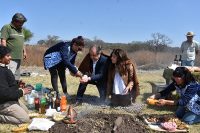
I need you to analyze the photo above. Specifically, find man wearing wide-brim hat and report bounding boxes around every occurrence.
[181,31,199,66]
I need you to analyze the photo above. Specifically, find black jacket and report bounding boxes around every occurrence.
[0,66,23,104]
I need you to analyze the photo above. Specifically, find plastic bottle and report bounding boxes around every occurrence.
[60,95,67,112]
[27,93,35,109]
[39,97,46,114]
[44,93,50,109]
[35,83,43,98]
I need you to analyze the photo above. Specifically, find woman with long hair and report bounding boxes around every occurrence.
[43,36,84,97]
[106,49,139,106]
[149,67,200,124]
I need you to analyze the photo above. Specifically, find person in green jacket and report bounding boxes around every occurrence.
[1,13,27,81]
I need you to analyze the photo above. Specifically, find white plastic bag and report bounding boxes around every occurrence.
[28,118,55,131]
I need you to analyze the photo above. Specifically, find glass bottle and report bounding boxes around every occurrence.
[55,94,60,112]
[52,91,56,109]
[174,55,178,65]
[49,95,54,109]
[178,55,182,66]
[34,97,40,111]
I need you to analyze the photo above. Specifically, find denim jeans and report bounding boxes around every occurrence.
[175,106,186,119]
[182,111,200,124]
[76,81,106,102]
[182,60,194,66]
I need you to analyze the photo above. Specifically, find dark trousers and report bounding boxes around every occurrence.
[49,64,67,94]
[76,81,106,102]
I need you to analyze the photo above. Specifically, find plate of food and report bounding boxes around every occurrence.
[143,114,189,132]
[143,114,171,125]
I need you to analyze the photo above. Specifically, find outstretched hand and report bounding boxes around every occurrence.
[80,75,89,83]
[156,99,166,106]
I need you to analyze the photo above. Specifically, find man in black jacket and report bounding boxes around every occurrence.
[0,46,32,124]
[75,45,109,105]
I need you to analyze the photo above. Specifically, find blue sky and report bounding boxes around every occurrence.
[1,0,200,47]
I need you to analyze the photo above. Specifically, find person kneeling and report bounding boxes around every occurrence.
[0,46,32,124]
[106,49,139,106]
[148,67,200,124]
[75,45,109,105]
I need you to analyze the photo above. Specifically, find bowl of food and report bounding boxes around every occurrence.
[52,112,66,122]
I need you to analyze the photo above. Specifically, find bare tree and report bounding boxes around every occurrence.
[147,33,172,64]
[147,32,172,52]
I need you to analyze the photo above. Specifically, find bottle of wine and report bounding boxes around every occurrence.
[178,55,182,66]
[55,94,61,112]
[174,55,178,65]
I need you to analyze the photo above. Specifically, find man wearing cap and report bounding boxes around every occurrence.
[181,32,199,66]
[0,13,27,80]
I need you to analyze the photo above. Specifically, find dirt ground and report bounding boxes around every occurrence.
[49,111,147,133]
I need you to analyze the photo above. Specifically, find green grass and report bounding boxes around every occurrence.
[0,68,199,133]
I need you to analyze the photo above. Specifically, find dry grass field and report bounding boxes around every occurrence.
[0,67,200,133]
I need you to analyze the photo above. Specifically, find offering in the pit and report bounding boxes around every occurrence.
[161,122,177,131]
[168,118,189,130]
[146,115,170,124]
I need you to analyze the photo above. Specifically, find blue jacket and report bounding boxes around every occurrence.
[43,41,78,74]
[160,82,200,106]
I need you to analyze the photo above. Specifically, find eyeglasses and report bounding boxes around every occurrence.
[15,20,25,24]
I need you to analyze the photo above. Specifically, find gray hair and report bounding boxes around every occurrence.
[89,44,102,55]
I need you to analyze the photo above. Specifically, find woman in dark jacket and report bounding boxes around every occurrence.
[43,36,84,96]
[149,67,200,124]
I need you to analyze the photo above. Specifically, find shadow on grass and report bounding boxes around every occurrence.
[67,94,102,106]
[141,92,152,102]
[146,104,176,112]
